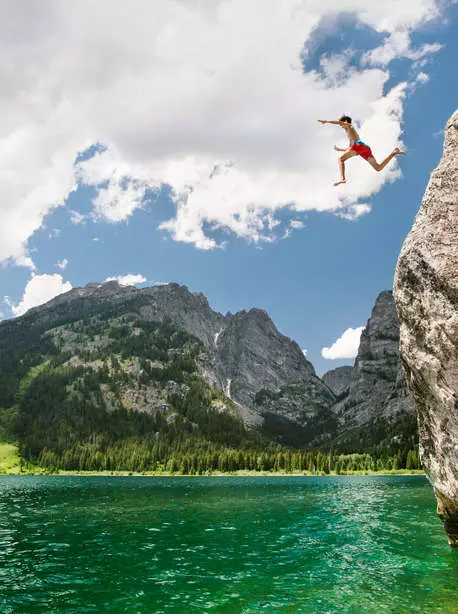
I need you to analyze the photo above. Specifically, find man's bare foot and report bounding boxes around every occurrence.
[394,147,406,155]
[334,179,346,186]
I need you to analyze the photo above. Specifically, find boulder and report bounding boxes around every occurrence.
[394,109,458,546]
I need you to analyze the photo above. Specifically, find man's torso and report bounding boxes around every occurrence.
[343,123,360,145]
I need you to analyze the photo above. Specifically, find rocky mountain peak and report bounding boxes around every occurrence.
[333,290,415,428]
[246,307,271,320]
[362,290,399,342]
[322,366,353,397]
[206,302,330,426]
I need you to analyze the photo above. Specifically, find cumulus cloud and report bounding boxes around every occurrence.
[69,210,86,225]
[56,258,69,270]
[283,218,306,239]
[0,0,450,262]
[335,203,372,220]
[10,274,72,317]
[362,30,442,67]
[105,273,147,286]
[321,326,364,359]
[415,72,430,85]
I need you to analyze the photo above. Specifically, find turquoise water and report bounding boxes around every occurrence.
[0,476,456,613]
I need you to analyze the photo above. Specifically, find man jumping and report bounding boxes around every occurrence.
[318,115,406,186]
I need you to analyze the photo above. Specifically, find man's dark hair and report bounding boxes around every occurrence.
[339,115,352,123]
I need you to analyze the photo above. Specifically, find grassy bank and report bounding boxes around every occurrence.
[0,443,46,475]
[0,443,22,473]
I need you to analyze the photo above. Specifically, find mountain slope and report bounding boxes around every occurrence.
[0,301,256,470]
[0,282,418,460]
[0,281,335,450]
[330,291,417,454]
[322,366,353,397]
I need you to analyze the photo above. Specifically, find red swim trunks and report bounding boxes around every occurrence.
[351,140,373,160]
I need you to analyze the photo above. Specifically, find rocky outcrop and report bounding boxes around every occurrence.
[394,109,458,547]
[333,291,415,428]
[214,308,334,425]
[322,366,353,396]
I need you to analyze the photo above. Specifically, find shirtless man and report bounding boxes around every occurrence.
[318,115,406,186]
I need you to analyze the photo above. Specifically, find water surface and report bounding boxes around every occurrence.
[0,475,456,613]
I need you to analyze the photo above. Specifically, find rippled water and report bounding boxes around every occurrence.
[0,475,456,613]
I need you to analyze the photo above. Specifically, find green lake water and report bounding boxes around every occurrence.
[0,475,457,613]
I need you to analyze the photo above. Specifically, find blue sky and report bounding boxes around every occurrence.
[1,1,457,375]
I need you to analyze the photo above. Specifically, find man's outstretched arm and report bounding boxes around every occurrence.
[318,119,344,125]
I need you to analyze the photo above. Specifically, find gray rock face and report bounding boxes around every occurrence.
[333,291,415,428]
[10,281,334,429]
[215,308,334,425]
[139,288,335,426]
[394,109,458,547]
[322,366,353,396]
[139,284,225,350]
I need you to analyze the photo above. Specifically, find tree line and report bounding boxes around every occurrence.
[37,441,421,474]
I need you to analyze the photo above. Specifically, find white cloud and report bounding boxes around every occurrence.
[76,149,153,223]
[362,30,442,67]
[69,210,86,225]
[283,218,306,239]
[321,326,364,359]
[335,203,372,220]
[0,0,450,261]
[302,348,308,356]
[13,254,36,270]
[10,274,72,317]
[92,237,100,242]
[105,273,147,286]
[415,72,430,84]
[3,296,13,310]
[56,258,69,270]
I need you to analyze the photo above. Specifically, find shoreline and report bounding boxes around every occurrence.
[0,469,425,477]
[0,444,425,478]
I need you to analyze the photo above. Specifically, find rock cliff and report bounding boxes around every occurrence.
[322,366,353,397]
[214,307,335,428]
[394,109,458,547]
[333,291,415,428]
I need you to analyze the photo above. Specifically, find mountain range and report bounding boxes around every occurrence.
[0,281,417,467]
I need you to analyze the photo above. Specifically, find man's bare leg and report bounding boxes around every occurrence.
[334,149,357,186]
[367,147,406,172]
